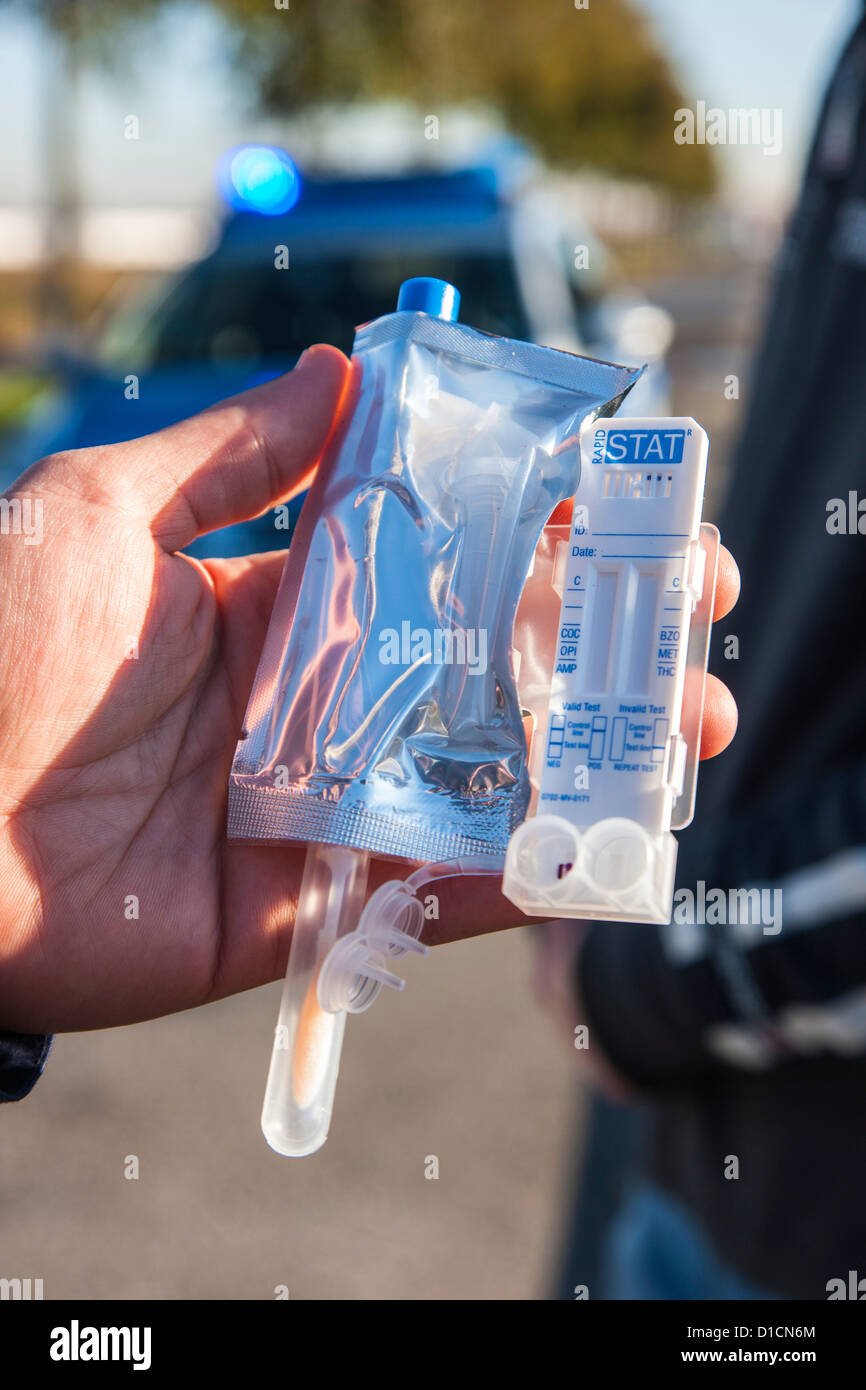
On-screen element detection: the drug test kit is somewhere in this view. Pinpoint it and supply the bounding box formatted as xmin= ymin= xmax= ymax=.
xmin=227 ymin=278 xmax=718 ymax=1155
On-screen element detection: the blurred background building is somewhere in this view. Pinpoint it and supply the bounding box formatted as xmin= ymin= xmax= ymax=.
xmin=0 ymin=0 xmax=860 ymax=1299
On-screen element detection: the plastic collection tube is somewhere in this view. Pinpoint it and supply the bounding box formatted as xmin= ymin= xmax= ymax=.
xmin=262 ymin=850 xmax=503 ymax=1155
xmin=261 ymin=844 xmax=369 ymax=1156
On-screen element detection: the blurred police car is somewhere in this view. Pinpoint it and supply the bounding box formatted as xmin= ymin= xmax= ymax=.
xmin=1 ymin=145 xmax=671 ymax=558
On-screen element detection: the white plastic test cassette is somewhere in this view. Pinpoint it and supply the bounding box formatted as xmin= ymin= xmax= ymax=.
xmin=504 ymin=418 xmax=719 ymax=925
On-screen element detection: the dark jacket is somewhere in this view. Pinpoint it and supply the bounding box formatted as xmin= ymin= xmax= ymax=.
xmin=0 ymin=1032 xmax=51 ymax=1102
xmin=580 ymin=10 xmax=866 ymax=1300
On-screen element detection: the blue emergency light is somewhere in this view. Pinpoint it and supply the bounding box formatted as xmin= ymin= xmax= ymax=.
xmin=218 ymin=145 xmax=302 ymax=216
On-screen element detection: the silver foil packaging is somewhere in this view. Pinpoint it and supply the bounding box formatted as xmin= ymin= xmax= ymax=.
xmin=228 ymin=284 xmax=641 ymax=863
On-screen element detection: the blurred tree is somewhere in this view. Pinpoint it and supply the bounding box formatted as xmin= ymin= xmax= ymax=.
xmin=11 ymin=0 xmax=716 ymax=197
xmin=241 ymin=0 xmax=717 ymax=195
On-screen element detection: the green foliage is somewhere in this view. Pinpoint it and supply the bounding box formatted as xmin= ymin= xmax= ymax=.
xmin=14 ymin=0 xmax=716 ymax=195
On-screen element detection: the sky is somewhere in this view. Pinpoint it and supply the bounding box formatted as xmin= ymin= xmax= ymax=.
xmin=0 ymin=0 xmax=861 ymax=213
xmin=636 ymin=0 xmax=862 ymax=208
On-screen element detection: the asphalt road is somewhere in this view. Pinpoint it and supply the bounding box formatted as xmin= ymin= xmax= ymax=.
xmin=2 ymin=929 xmax=581 ymax=1300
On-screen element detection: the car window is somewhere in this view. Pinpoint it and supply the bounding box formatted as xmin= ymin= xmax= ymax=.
xmin=97 ymin=250 xmax=530 ymax=370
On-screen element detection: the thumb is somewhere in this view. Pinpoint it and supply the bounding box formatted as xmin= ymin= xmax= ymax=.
xmin=56 ymin=345 xmax=351 ymax=552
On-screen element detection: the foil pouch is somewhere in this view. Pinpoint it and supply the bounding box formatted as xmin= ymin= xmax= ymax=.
xmin=228 ymin=306 xmax=641 ymax=861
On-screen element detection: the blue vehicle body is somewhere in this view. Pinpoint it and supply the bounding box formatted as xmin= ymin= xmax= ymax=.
xmin=2 ymin=159 xmax=670 ymax=558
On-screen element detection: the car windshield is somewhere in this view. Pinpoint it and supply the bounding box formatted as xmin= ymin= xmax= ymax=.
xmin=97 ymin=249 xmax=530 ymax=371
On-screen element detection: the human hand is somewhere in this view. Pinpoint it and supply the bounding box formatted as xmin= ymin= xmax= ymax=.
xmin=0 ymin=348 xmax=353 ymax=1031
xmin=0 ymin=351 xmax=739 ymax=1034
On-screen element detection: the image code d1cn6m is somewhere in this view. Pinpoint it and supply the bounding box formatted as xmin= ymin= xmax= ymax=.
xmin=504 ymin=418 xmax=719 ymax=925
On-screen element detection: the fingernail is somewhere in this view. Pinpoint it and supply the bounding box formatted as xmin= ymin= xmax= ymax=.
xmin=295 ymin=346 xmax=326 ymax=372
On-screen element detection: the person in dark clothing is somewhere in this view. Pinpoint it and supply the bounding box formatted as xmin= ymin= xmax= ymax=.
xmin=577 ymin=6 xmax=866 ymax=1300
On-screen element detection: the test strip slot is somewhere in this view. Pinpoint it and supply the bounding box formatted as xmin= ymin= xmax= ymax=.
xmin=624 ymin=569 xmax=660 ymax=695
xmin=577 ymin=561 xmax=662 ymax=699
xmin=579 ymin=568 xmax=619 ymax=694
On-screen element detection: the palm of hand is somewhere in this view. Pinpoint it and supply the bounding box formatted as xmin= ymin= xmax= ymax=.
xmin=0 ymin=355 xmax=347 ymax=1030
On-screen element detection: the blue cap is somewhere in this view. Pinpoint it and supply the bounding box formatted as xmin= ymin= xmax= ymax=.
xmin=396 ymin=277 xmax=460 ymax=321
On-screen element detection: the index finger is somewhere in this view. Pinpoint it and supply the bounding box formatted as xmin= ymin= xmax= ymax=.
xmin=713 ymin=544 xmax=740 ymax=622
